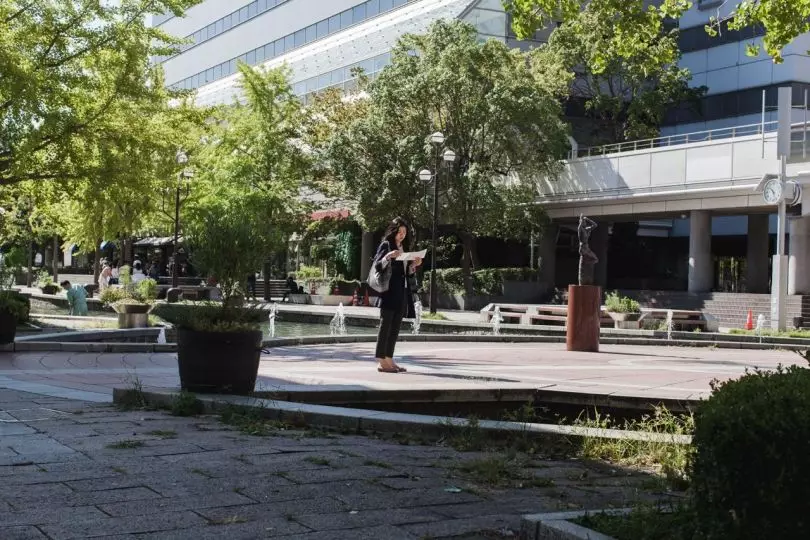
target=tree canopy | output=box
[327,19,569,292]
[504,0,810,64]
[0,0,201,187]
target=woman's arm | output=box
[373,241,390,272]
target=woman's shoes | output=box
[377,364,407,373]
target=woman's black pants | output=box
[376,306,405,358]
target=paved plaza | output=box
[0,341,802,403]
[0,388,671,539]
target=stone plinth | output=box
[566,285,601,352]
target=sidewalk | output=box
[0,388,672,539]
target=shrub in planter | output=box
[604,291,641,317]
[0,290,29,343]
[691,366,810,539]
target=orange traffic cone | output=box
[745,309,754,331]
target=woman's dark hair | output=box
[383,217,411,249]
[133,261,142,271]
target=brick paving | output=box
[0,388,674,539]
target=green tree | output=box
[0,0,200,187]
[504,0,810,64]
[186,63,312,296]
[535,5,705,144]
[327,20,568,295]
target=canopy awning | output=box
[133,236,182,247]
[311,209,350,221]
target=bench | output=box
[529,306,614,328]
[482,304,527,324]
[256,280,289,300]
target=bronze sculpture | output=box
[577,214,599,286]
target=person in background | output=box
[148,262,160,280]
[246,272,257,300]
[61,280,88,316]
[99,261,112,292]
[281,276,298,303]
[372,217,422,373]
[131,260,146,283]
[109,262,119,285]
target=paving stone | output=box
[132,517,311,539]
[272,524,417,539]
[196,497,349,522]
[294,507,446,531]
[336,485,485,511]
[97,491,255,517]
[38,510,208,539]
[19,487,161,510]
[0,525,50,539]
[0,505,107,527]
[282,465,403,484]
[400,514,520,538]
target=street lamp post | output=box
[169,151,193,298]
[418,132,455,314]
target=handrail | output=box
[567,121,810,160]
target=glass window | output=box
[380,0,393,11]
[248,1,257,17]
[239,53,248,64]
[224,15,232,30]
[239,7,248,22]
[274,39,284,55]
[341,9,352,27]
[366,0,380,16]
[216,20,223,34]
[207,23,216,39]
[353,4,367,22]
[206,68,214,82]
[316,20,328,38]
[331,67,344,83]
[214,64,222,79]
[285,34,294,50]
[294,29,305,47]
[191,74,199,88]
[393,0,405,6]
[318,73,331,88]
[194,30,202,43]
[294,81,305,95]
[259,0,267,11]
[329,15,341,33]
[247,50,256,64]
[306,78,317,92]
[306,24,316,42]
[229,59,236,74]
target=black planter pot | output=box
[0,310,17,344]
[176,328,263,394]
[40,284,59,295]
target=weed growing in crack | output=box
[146,429,177,439]
[106,440,146,450]
[117,372,148,410]
[170,391,204,417]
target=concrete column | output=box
[591,222,609,288]
[746,214,770,293]
[688,210,713,292]
[360,231,375,282]
[538,225,557,290]
[789,216,810,294]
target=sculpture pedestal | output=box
[566,285,601,352]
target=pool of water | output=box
[261,321,373,338]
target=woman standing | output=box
[372,217,421,373]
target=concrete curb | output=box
[519,509,630,540]
[113,388,691,445]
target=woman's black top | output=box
[373,240,412,313]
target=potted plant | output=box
[604,291,643,329]
[100,268,158,328]
[166,206,276,395]
[36,270,59,295]
[0,262,30,343]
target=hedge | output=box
[691,365,810,539]
[430,267,539,296]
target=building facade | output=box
[151,1,810,310]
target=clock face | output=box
[763,179,783,204]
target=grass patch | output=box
[455,453,552,489]
[729,328,810,339]
[219,404,274,436]
[421,312,449,321]
[573,406,693,490]
[304,456,331,466]
[106,439,145,450]
[438,416,486,451]
[572,505,696,540]
[146,429,177,439]
[117,373,148,411]
[170,391,204,417]
[364,459,393,469]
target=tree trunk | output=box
[52,236,59,282]
[93,242,102,285]
[459,231,478,298]
[26,240,33,287]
